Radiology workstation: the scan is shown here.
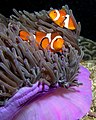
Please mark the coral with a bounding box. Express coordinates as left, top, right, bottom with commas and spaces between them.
81, 60, 96, 120
78, 36, 96, 60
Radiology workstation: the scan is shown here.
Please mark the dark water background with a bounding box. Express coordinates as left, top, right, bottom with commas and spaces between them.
0, 0, 96, 42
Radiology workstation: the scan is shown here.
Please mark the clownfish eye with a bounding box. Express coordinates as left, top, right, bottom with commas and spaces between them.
65, 16, 67, 20
54, 11, 56, 13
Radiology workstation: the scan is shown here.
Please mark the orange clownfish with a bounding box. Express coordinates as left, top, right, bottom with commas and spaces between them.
19, 30, 30, 41
49, 9, 76, 30
19, 30, 64, 52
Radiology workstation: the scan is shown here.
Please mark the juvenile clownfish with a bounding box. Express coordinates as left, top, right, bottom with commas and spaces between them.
49, 9, 76, 30
19, 30, 64, 52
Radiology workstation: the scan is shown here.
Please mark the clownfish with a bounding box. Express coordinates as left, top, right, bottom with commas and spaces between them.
19, 30, 30, 41
19, 30, 64, 52
49, 9, 76, 30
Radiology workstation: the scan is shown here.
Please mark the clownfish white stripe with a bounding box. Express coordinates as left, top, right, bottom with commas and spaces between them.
45, 33, 52, 43
64, 14, 70, 29
33, 35, 36, 39
50, 35, 63, 50
33, 33, 51, 43
53, 10, 60, 21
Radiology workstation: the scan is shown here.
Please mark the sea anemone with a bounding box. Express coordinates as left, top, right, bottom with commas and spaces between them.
0, 5, 92, 120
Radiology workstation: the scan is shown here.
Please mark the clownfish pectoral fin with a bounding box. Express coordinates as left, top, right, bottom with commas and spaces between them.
19, 30, 30, 41
40, 37, 50, 49
60, 22, 65, 28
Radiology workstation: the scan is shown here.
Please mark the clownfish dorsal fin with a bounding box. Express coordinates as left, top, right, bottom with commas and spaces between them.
59, 9, 66, 17
51, 32, 59, 40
